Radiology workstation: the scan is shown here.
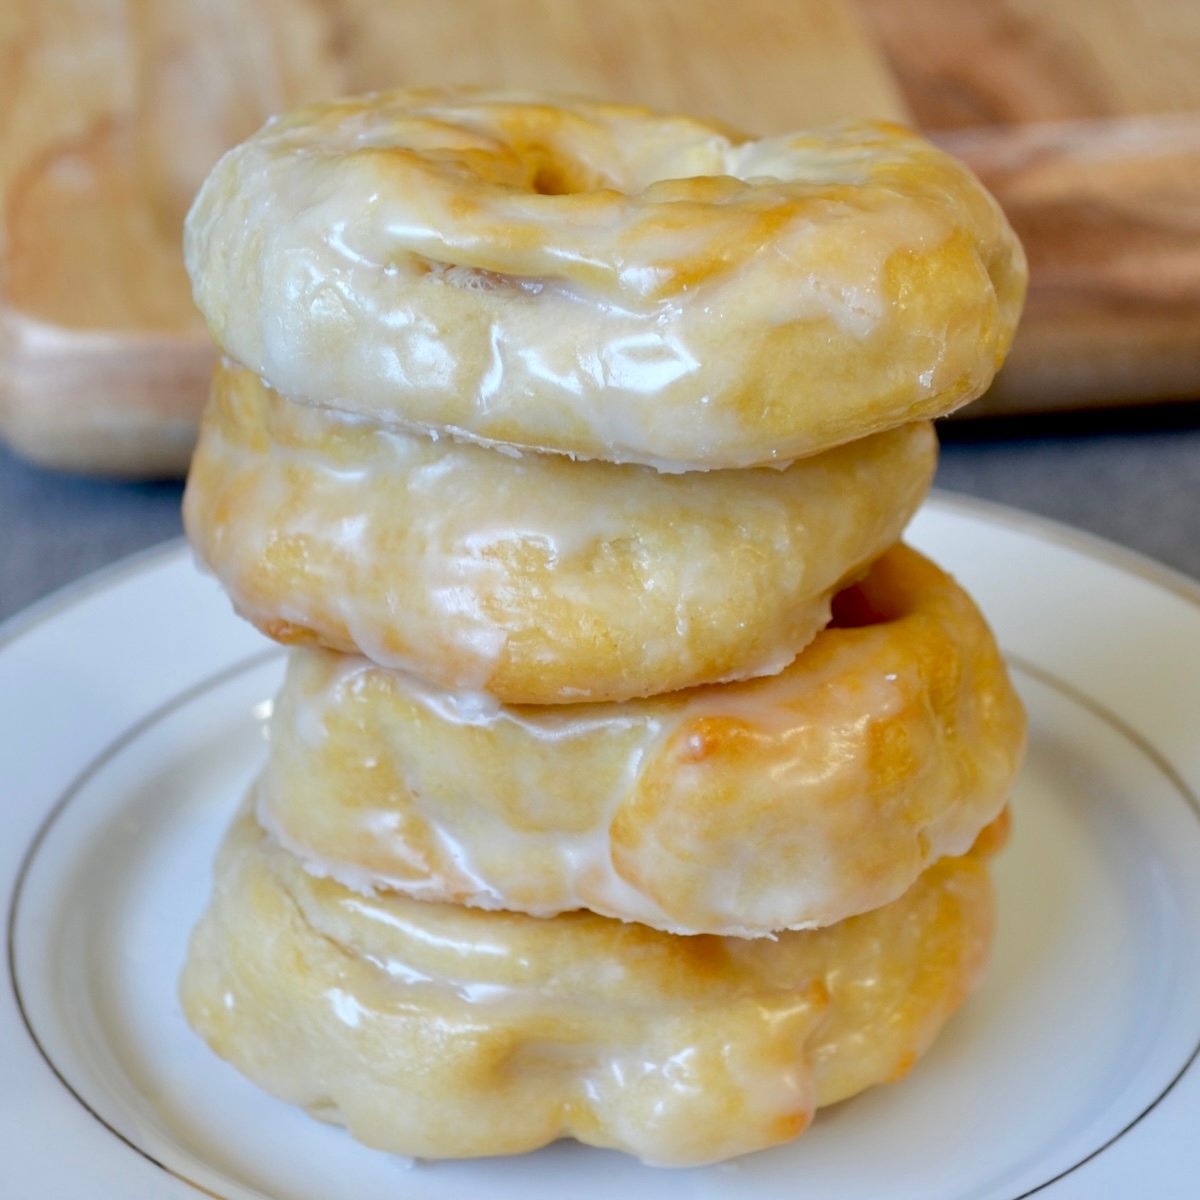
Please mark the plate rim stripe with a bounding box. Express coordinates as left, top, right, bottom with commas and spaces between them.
5, 648, 1199, 1199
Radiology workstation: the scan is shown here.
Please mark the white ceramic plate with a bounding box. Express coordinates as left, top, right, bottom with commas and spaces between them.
4, 493, 1200, 1200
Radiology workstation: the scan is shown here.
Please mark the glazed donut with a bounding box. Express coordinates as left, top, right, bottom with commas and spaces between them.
181, 803, 999, 1166
184, 89, 1026, 470
184, 363, 936, 704
258, 546, 1026, 935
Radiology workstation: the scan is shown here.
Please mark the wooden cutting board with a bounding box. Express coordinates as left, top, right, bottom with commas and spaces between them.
859, 0, 1200, 129
859, 0, 1200, 418
1, 0, 1196, 477
0, 0, 904, 477
331, 0, 908, 132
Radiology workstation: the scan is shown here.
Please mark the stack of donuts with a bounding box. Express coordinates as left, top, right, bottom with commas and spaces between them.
179, 90, 1028, 1167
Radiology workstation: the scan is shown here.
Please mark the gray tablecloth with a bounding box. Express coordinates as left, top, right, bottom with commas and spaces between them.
2, 414, 1199, 626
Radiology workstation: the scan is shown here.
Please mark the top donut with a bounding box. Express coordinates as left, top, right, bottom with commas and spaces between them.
186, 89, 1026, 470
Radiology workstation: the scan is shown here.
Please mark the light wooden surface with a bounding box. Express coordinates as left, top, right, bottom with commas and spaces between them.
943, 114, 1200, 415
859, 0, 1200, 129
0, 0, 343, 475
0, 0, 904, 477
332, 0, 907, 131
2, 0, 1198, 477
858, 0, 1200, 416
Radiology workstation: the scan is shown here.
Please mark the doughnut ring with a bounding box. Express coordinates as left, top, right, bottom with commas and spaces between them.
184, 89, 1026, 470
184, 363, 936, 704
258, 546, 1026, 935
181, 804, 1000, 1166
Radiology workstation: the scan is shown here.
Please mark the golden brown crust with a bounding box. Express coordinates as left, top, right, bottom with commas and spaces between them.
259, 546, 1026, 934
181, 803, 998, 1166
184, 363, 937, 703
184, 89, 1026, 468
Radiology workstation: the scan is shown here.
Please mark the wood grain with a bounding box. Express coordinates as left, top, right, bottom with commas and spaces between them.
0, 0, 343, 476
0, 0, 904, 477
859, 0, 1200, 414
945, 113, 1200, 415
5, 0, 1198, 474
859, 0, 1200, 129
331, 0, 907, 133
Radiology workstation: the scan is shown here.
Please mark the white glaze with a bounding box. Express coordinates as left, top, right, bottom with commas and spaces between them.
185, 91, 1025, 469
181, 803, 995, 1165
258, 548, 1026, 936
186, 366, 936, 702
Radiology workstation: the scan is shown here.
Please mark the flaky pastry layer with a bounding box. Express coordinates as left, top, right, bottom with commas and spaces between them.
185, 89, 1025, 469
259, 546, 1024, 934
184, 363, 936, 703
181, 803, 1000, 1166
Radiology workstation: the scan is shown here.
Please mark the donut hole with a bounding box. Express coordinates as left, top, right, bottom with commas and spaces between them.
830, 580, 891, 629
525, 146, 611, 196
830, 551, 925, 630
531, 158, 578, 196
